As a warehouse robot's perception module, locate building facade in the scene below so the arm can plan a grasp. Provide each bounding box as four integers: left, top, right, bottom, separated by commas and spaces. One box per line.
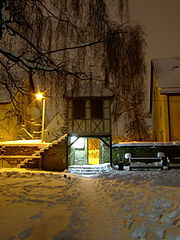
65, 83, 114, 166
150, 57, 180, 141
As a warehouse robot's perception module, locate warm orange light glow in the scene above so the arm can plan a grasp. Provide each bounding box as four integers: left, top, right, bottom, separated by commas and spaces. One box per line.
35, 92, 44, 101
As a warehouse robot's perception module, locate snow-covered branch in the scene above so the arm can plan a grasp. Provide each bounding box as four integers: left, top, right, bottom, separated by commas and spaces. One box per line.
0, 48, 61, 71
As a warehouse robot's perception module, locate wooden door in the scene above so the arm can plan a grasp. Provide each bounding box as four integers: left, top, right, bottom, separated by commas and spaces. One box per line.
88, 139, 100, 164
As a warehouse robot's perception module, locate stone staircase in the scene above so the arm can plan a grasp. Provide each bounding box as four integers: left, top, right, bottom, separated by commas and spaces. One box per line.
18, 134, 67, 169
0, 145, 41, 168
68, 163, 110, 176
18, 157, 40, 169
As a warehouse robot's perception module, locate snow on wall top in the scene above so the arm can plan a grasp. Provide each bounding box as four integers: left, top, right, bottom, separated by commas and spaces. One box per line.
152, 57, 180, 93
113, 141, 180, 147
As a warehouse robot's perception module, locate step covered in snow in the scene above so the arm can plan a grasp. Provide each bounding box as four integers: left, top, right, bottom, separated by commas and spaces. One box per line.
68, 163, 110, 176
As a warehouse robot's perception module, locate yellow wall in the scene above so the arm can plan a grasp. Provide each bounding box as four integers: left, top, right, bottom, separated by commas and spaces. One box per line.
152, 72, 169, 141
0, 77, 40, 141
169, 95, 180, 141
0, 103, 18, 141
152, 71, 180, 141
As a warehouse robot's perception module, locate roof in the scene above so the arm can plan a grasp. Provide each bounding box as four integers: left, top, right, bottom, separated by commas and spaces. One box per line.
65, 82, 114, 98
152, 57, 180, 94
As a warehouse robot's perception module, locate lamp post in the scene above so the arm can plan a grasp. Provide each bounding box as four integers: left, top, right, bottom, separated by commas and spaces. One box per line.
35, 92, 46, 142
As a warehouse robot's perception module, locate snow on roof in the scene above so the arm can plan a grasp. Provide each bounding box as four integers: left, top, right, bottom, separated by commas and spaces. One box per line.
65, 82, 114, 98
152, 57, 180, 93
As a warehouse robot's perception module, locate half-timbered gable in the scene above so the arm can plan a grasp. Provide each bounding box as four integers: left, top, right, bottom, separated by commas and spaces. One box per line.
66, 83, 113, 137
65, 83, 114, 166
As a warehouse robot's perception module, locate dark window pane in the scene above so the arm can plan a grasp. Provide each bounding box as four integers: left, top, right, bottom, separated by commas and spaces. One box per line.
91, 100, 103, 119
73, 100, 85, 119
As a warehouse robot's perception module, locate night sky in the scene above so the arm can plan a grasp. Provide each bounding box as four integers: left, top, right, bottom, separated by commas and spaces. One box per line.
129, 0, 180, 61
129, 0, 180, 105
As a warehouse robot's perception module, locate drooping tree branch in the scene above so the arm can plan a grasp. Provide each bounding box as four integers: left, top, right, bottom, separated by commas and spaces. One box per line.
0, 0, 147, 140
0, 59, 28, 95
6, 24, 41, 54
36, 0, 82, 34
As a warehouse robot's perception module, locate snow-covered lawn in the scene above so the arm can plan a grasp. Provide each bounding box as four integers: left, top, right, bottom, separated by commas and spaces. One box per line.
0, 168, 179, 240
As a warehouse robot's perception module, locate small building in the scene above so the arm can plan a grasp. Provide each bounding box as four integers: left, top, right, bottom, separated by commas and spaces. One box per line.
65, 82, 114, 166
0, 75, 114, 170
150, 57, 180, 141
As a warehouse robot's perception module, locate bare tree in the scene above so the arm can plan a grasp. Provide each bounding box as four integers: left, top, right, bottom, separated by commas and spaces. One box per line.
0, 0, 147, 140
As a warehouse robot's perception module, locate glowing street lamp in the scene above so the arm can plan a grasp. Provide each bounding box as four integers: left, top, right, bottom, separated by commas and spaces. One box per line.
35, 92, 46, 142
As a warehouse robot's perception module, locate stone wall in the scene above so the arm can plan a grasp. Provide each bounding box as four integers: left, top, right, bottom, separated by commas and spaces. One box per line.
41, 137, 68, 171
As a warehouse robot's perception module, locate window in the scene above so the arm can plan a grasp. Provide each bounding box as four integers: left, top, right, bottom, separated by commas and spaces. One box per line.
73, 100, 85, 119
91, 100, 103, 119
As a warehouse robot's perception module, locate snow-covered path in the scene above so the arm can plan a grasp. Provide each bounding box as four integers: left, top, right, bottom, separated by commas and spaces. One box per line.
66, 177, 121, 240
63, 172, 180, 240
0, 168, 180, 240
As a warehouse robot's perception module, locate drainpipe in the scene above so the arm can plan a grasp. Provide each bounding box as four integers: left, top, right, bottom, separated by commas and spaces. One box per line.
110, 135, 113, 167
167, 95, 171, 141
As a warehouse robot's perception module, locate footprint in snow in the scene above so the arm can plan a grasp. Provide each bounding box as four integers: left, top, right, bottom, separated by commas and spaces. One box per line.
63, 174, 71, 180
30, 211, 43, 220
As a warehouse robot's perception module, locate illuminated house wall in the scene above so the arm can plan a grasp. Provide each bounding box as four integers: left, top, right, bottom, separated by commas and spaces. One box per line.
151, 70, 169, 141
0, 102, 18, 141
0, 76, 41, 141
0, 73, 66, 142
150, 57, 180, 141
168, 95, 180, 141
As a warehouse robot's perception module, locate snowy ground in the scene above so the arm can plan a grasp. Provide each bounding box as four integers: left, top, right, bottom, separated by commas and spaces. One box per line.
0, 168, 179, 240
